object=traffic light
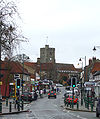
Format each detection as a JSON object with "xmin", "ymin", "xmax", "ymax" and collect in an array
[
  {"xmin": 21, "ymin": 80, "xmax": 25, "ymax": 86},
  {"xmin": 72, "ymin": 78, "xmax": 76, "ymax": 87},
  {"xmin": 17, "ymin": 79, "xmax": 21, "ymax": 88}
]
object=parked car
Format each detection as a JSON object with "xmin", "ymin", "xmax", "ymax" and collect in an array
[
  {"xmin": 74, "ymin": 88, "xmax": 80, "ymax": 96},
  {"xmin": 21, "ymin": 92, "xmax": 32, "ymax": 101},
  {"xmin": 65, "ymin": 86, "xmax": 71, "ymax": 90},
  {"xmin": 63, "ymin": 90, "xmax": 73, "ymax": 98},
  {"xmin": 66, "ymin": 94, "xmax": 78, "ymax": 104},
  {"xmin": 96, "ymin": 98, "xmax": 100, "ymax": 117},
  {"xmin": 56, "ymin": 84, "xmax": 63, "ymax": 87},
  {"xmin": 48, "ymin": 90, "xmax": 56, "ymax": 99}
]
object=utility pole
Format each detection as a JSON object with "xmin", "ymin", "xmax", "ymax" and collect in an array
[
  {"xmin": 21, "ymin": 54, "xmax": 24, "ymax": 110},
  {"xmin": 0, "ymin": 20, "xmax": 2, "ymax": 113}
]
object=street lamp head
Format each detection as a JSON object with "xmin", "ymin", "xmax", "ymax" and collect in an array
[
  {"xmin": 79, "ymin": 58, "xmax": 82, "ymax": 61},
  {"xmin": 93, "ymin": 46, "xmax": 96, "ymax": 51}
]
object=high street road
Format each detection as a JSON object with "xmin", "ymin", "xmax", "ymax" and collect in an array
[{"xmin": 0, "ymin": 87, "xmax": 98, "ymax": 119}]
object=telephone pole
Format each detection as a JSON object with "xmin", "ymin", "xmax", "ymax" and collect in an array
[{"xmin": 0, "ymin": 20, "xmax": 2, "ymax": 113}]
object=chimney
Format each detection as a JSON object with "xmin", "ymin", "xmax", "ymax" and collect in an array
[
  {"xmin": 92, "ymin": 57, "xmax": 96, "ymax": 62},
  {"xmin": 37, "ymin": 58, "xmax": 40, "ymax": 64},
  {"xmin": 89, "ymin": 58, "xmax": 92, "ymax": 65}
]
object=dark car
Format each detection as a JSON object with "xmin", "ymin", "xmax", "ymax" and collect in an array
[
  {"xmin": 96, "ymin": 98, "xmax": 100, "ymax": 117},
  {"xmin": 48, "ymin": 91, "xmax": 56, "ymax": 99},
  {"xmin": 21, "ymin": 92, "xmax": 32, "ymax": 101},
  {"xmin": 65, "ymin": 86, "xmax": 70, "ymax": 90}
]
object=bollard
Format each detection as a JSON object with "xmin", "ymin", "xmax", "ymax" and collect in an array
[
  {"xmin": 77, "ymin": 100, "xmax": 79, "ymax": 110},
  {"xmin": 0, "ymin": 99, "xmax": 2, "ymax": 113},
  {"xmin": 64, "ymin": 98, "xmax": 66, "ymax": 106},
  {"xmin": 70, "ymin": 100, "xmax": 71, "ymax": 108},
  {"xmin": 14, "ymin": 102, "xmax": 16, "ymax": 109},
  {"xmin": 81, "ymin": 98, "xmax": 83, "ymax": 106},
  {"xmin": 14, "ymin": 100, "xmax": 17, "ymax": 109},
  {"xmin": 87, "ymin": 100, "xmax": 89, "ymax": 110},
  {"xmin": 72, "ymin": 99, "xmax": 74, "ymax": 109},
  {"xmin": 67, "ymin": 99, "xmax": 69, "ymax": 107},
  {"xmin": 17, "ymin": 100, "xmax": 20, "ymax": 111},
  {"xmin": 9, "ymin": 102, "xmax": 12, "ymax": 112},
  {"xmin": 91, "ymin": 100, "xmax": 93, "ymax": 112},
  {"xmin": 21, "ymin": 100, "xmax": 24, "ymax": 110},
  {"xmin": 6, "ymin": 98, "xmax": 8, "ymax": 107},
  {"xmin": 85, "ymin": 98, "xmax": 87, "ymax": 108}
]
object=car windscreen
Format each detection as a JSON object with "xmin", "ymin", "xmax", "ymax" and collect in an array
[{"xmin": 23, "ymin": 92, "xmax": 31, "ymax": 95}]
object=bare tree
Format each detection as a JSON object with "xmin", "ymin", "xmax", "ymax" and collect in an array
[
  {"xmin": 11, "ymin": 54, "xmax": 31, "ymax": 62},
  {"xmin": 0, "ymin": 0, "xmax": 27, "ymax": 60}
]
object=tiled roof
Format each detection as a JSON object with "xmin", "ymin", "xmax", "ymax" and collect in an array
[
  {"xmin": 39, "ymin": 63, "xmax": 54, "ymax": 70},
  {"xmin": 56, "ymin": 63, "xmax": 76, "ymax": 71},
  {"xmin": 91, "ymin": 62, "xmax": 100, "ymax": 73},
  {"xmin": 24, "ymin": 62, "xmax": 36, "ymax": 68},
  {"xmin": 75, "ymin": 68, "xmax": 82, "ymax": 72},
  {"xmin": 23, "ymin": 62, "xmax": 36, "ymax": 77},
  {"xmin": 1, "ymin": 61, "xmax": 29, "ymax": 75}
]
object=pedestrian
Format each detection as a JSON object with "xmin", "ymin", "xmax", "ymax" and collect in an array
[
  {"xmin": 44, "ymin": 88, "xmax": 46, "ymax": 94},
  {"xmin": 57, "ymin": 87, "xmax": 59, "ymax": 92},
  {"xmin": 40, "ymin": 89, "xmax": 43, "ymax": 98},
  {"xmin": 34, "ymin": 91, "xmax": 38, "ymax": 100}
]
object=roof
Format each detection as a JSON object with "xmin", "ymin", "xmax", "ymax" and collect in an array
[
  {"xmin": 56, "ymin": 63, "xmax": 76, "ymax": 71},
  {"xmin": 91, "ymin": 62, "xmax": 100, "ymax": 73},
  {"xmin": 1, "ymin": 61, "xmax": 29, "ymax": 75},
  {"xmin": 24, "ymin": 62, "xmax": 36, "ymax": 68},
  {"xmin": 23, "ymin": 62, "xmax": 36, "ymax": 78},
  {"xmin": 40, "ymin": 63, "xmax": 54, "ymax": 70}
]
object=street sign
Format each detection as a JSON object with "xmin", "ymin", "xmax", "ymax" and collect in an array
[{"xmin": 14, "ymin": 74, "xmax": 20, "ymax": 81}]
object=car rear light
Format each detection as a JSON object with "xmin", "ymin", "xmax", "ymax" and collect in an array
[
  {"xmin": 22, "ymin": 95, "xmax": 24, "ymax": 96},
  {"xmin": 48, "ymin": 93, "xmax": 50, "ymax": 95},
  {"xmin": 54, "ymin": 93, "xmax": 56, "ymax": 95}
]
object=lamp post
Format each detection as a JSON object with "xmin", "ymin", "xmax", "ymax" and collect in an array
[
  {"xmin": 22, "ymin": 54, "xmax": 29, "ymax": 94},
  {"xmin": 22, "ymin": 54, "xmax": 25, "ymax": 95},
  {"xmin": 21, "ymin": 54, "xmax": 25, "ymax": 110},
  {"xmin": 21, "ymin": 54, "xmax": 29, "ymax": 110},
  {"xmin": 93, "ymin": 46, "xmax": 100, "ymax": 52},
  {"xmin": 79, "ymin": 56, "xmax": 86, "ymax": 85},
  {"xmin": 79, "ymin": 56, "xmax": 86, "ymax": 106},
  {"xmin": 0, "ymin": 21, "xmax": 2, "ymax": 113}
]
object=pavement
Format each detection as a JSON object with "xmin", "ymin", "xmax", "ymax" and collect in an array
[
  {"xmin": 0, "ymin": 93, "xmax": 48, "ymax": 115},
  {"xmin": 0, "ymin": 99, "xmax": 30, "ymax": 115},
  {"xmin": 63, "ymin": 97, "xmax": 97, "ymax": 112},
  {"xmin": 0, "ymin": 93, "xmax": 97, "ymax": 115}
]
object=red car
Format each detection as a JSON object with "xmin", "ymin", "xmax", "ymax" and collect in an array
[
  {"xmin": 66, "ymin": 95, "xmax": 78, "ymax": 104},
  {"xmin": 48, "ymin": 91, "xmax": 56, "ymax": 99}
]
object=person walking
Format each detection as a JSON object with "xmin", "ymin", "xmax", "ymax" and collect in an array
[{"xmin": 34, "ymin": 91, "xmax": 38, "ymax": 100}]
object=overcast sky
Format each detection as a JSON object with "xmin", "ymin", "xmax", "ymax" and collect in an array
[{"xmin": 15, "ymin": 0, "xmax": 100, "ymax": 67}]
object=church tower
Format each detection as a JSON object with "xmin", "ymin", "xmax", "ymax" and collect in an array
[{"xmin": 40, "ymin": 45, "xmax": 55, "ymax": 63}]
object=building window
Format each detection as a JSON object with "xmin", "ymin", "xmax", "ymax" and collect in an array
[{"xmin": 50, "ymin": 52, "xmax": 52, "ymax": 55}]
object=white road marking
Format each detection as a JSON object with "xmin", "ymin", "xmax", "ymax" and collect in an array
[{"xmin": 66, "ymin": 111, "xmax": 87, "ymax": 119}]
